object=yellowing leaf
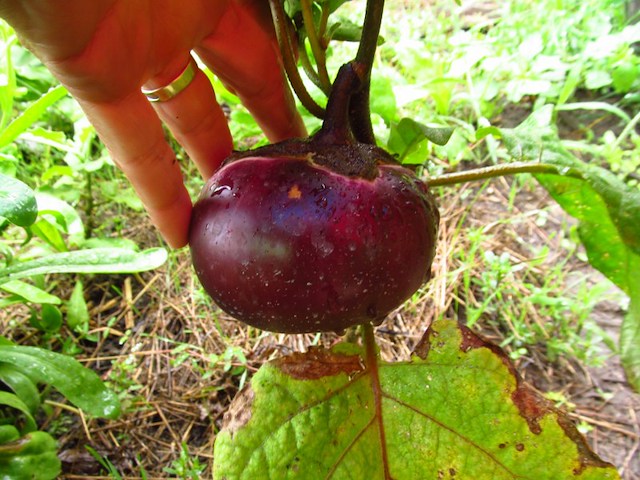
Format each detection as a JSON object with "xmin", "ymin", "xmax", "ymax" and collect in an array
[{"xmin": 214, "ymin": 320, "xmax": 618, "ymax": 479}]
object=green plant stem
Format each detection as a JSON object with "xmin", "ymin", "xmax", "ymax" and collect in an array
[
  {"xmin": 427, "ymin": 161, "xmax": 584, "ymax": 187},
  {"xmin": 298, "ymin": 34, "xmax": 326, "ymax": 93},
  {"xmin": 44, "ymin": 400, "xmax": 81, "ymax": 415},
  {"xmin": 300, "ymin": 0, "xmax": 331, "ymax": 93},
  {"xmin": 84, "ymin": 172, "xmax": 94, "ymax": 239},
  {"xmin": 612, "ymin": 109, "xmax": 640, "ymax": 151},
  {"xmin": 268, "ymin": 0, "xmax": 325, "ymax": 118},
  {"xmin": 362, "ymin": 323, "xmax": 391, "ymax": 480},
  {"xmin": 319, "ymin": 3, "xmax": 330, "ymax": 42},
  {"xmin": 349, "ymin": 0, "xmax": 386, "ymax": 144},
  {"xmin": 355, "ymin": 0, "xmax": 385, "ymax": 75}
]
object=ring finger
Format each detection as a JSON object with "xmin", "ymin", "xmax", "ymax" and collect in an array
[{"xmin": 142, "ymin": 56, "xmax": 234, "ymax": 180}]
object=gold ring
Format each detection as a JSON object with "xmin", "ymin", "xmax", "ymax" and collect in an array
[{"xmin": 142, "ymin": 57, "xmax": 198, "ymax": 103}]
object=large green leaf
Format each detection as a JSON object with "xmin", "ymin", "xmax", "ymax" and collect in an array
[
  {"xmin": 0, "ymin": 247, "xmax": 167, "ymax": 284},
  {"xmin": 0, "ymin": 346, "xmax": 120, "ymax": 419},
  {"xmin": 0, "ymin": 431, "xmax": 61, "ymax": 480},
  {"xmin": 0, "ymin": 173, "xmax": 37, "ymax": 227},
  {"xmin": 499, "ymin": 106, "xmax": 640, "ymax": 390},
  {"xmin": 214, "ymin": 320, "xmax": 618, "ymax": 479}
]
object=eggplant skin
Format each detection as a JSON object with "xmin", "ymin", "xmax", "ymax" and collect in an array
[{"xmin": 189, "ymin": 155, "xmax": 439, "ymax": 334}]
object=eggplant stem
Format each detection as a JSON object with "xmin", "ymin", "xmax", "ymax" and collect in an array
[
  {"xmin": 314, "ymin": 62, "xmax": 365, "ymax": 145},
  {"xmin": 349, "ymin": 0, "xmax": 386, "ymax": 144}
]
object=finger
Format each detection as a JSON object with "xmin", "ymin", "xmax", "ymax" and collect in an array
[
  {"xmin": 196, "ymin": 1, "xmax": 307, "ymax": 142},
  {"xmin": 78, "ymin": 93, "xmax": 192, "ymax": 248},
  {"xmin": 144, "ymin": 58, "xmax": 234, "ymax": 180}
]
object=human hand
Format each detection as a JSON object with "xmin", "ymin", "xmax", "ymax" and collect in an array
[{"xmin": 0, "ymin": 0, "xmax": 306, "ymax": 247}]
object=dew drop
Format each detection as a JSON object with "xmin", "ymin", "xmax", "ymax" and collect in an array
[{"xmin": 312, "ymin": 236, "xmax": 334, "ymax": 257}]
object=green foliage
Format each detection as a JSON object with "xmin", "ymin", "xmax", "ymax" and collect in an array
[
  {"xmin": 0, "ymin": 85, "xmax": 68, "ymax": 149},
  {"xmin": 214, "ymin": 319, "xmax": 619, "ymax": 479},
  {"xmin": 85, "ymin": 446, "xmax": 151, "ymax": 480},
  {"xmin": 457, "ymin": 242, "xmax": 615, "ymax": 367},
  {"xmin": 85, "ymin": 446, "xmax": 126, "ymax": 480},
  {"xmin": 0, "ymin": 173, "xmax": 37, "ymax": 227},
  {"xmin": 0, "ymin": 343, "xmax": 121, "ymax": 419},
  {"xmin": 0, "ymin": 247, "xmax": 168, "ymax": 284},
  {"xmin": 65, "ymin": 280, "xmax": 89, "ymax": 334},
  {"xmin": 369, "ymin": 0, "xmax": 639, "ymax": 170},
  {"xmin": 498, "ymin": 106, "xmax": 640, "ymax": 389},
  {"xmin": 163, "ymin": 442, "xmax": 206, "ymax": 480},
  {"xmin": 0, "ymin": 342, "xmax": 120, "ymax": 478},
  {"xmin": 0, "ymin": 431, "xmax": 61, "ymax": 480},
  {"xmin": 388, "ymin": 118, "xmax": 454, "ymax": 165}
]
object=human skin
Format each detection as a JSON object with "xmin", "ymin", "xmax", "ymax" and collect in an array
[{"xmin": 0, "ymin": 0, "xmax": 306, "ymax": 247}]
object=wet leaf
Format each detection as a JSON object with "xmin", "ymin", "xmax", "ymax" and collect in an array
[
  {"xmin": 500, "ymin": 106, "xmax": 640, "ymax": 390},
  {"xmin": 0, "ymin": 346, "xmax": 120, "ymax": 419},
  {"xmin": 0, "ymin": 173, "xmax": 37, "ymax": 227},
  {"xmin": 214, "ymin": 320, "xmax": 618, "ymax": 479},
  {"xmin": 0, "ymin": 425, "xmax": 20, "ymax": 445},
  {"xmin": 66, "ymin": 280, "xmax": 89, "ymax": 332},
  {"xmin": 29, "ymin": 217, "xmax": 68, "ymax": 252},
  {"xmin": 35, "ymin": 304, "xmax": 63, "ymax": 333},
  {"xmin": 0, "ymin": 247, "xmax": 167, "ymax": 283},
  {"xmin": 0, "ymin": 280, "xmax": 61, "ymax": 305},
  {"xmin": 0, "ymin": 431, "xmax": 61, "ymax": 480},
  {"xmin": 35, "ymin": 192, "xmax": 85, "ymax": 246},
  {"xmin": 0, "ymin": 391, "xmax": 37, "ymax": 434}
]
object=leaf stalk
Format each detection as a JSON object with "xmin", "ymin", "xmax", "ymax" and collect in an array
[
  {"xmin": 268, "ymin": 0, "xmax": 325, "ymax": 118},
  {"xmin": 349, "ymin": 0, "xmax": 386, "ymax": 144},
  {"xmin": 428, "ymin": 161, "xmax": 584, "ymax": 187},
  {"xmin": 362, "ymin": 323, "xmax": 391, "ymax": 479},
  {"xmin": 300, "ymin": 0, "xmax": 332, "ymax": 93}
]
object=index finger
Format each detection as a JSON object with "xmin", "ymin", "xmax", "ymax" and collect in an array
[
  {"xmin": 196, "ymin": 1, "xmax": 306, "ymax": 142},
  {"xmin": 78, "ymin": 93, "xmax": 193, "ymax": 248}
]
